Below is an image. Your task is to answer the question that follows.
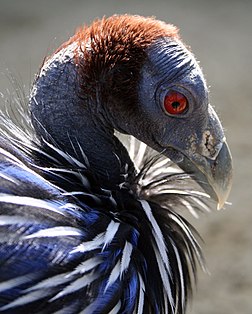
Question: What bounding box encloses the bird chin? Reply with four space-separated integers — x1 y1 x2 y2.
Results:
162 147 185 164
162 142 233 210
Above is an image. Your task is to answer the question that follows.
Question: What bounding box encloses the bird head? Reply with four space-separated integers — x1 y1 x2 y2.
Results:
30 15 232 209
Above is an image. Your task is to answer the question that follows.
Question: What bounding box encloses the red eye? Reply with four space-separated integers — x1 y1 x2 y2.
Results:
164 91 188 115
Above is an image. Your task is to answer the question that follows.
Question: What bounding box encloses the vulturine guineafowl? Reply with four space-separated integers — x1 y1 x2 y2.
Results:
0 15 232 313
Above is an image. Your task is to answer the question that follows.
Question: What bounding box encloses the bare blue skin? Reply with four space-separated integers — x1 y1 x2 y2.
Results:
137 38 232 205
30 37 232 206
30 68 133 186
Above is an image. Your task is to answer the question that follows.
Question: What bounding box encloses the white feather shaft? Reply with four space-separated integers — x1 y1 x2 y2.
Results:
24 226 83 239
120 241 133 278
0 194 65 216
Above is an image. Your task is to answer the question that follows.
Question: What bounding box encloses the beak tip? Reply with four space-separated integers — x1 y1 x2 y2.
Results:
210 141 233 210
217 201 224 211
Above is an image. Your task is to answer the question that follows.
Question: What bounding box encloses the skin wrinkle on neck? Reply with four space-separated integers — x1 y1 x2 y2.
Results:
30 49 135 190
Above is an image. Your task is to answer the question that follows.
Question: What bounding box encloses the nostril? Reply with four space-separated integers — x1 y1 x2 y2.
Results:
200 130 224 160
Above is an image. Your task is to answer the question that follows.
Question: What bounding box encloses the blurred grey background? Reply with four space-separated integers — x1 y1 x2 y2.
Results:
0 0 251 313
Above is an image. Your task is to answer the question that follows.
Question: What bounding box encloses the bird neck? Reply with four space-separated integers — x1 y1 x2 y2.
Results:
30 53 135 190
67 111 135 189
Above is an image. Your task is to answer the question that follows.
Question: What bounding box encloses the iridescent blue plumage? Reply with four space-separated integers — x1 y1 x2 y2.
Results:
0 130 204 313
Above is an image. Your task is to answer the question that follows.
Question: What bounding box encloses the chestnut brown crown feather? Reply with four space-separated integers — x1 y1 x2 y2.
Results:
57 15 180 106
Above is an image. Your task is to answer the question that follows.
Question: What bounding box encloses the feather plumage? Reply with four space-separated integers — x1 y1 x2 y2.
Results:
0 103 206 313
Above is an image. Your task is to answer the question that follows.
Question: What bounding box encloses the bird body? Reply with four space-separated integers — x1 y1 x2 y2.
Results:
0 15 232 313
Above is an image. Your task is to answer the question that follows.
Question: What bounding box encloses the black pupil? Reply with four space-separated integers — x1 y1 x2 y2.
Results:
172 101 180 109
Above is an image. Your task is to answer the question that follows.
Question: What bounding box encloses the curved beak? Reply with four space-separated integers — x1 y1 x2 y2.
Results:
178 140 233 209
202 141 232 209
164 105 233 210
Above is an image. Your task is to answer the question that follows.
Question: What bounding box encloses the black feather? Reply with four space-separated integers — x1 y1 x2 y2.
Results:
0 93 208 313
